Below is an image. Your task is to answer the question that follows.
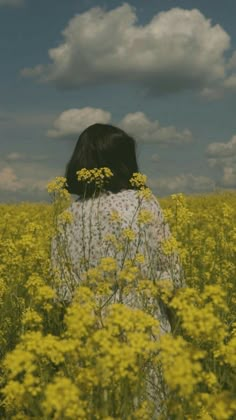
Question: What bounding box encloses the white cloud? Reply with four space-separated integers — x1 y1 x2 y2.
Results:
207 156 236 169
0 0 24 6
21 65 45 78
206 135 236 158
119 112 193 144
47 107 111 138
46 107 193 145
30 179 50 192
207 158 220 168
20 4 234 97
226 51 236 70
198 87 225 100
0 167 24 192
5 152 27 161
0 166 51 193
223 74 236 89
148 173 215 194
199 72 236 99
221 167 236 187
0 158 54 194
5 152 49 162
206 135 236 188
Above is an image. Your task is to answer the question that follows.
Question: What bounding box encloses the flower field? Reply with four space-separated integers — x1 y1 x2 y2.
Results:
0 172 236 419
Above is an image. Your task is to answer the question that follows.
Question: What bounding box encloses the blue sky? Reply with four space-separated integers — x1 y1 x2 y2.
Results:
1 0 236 203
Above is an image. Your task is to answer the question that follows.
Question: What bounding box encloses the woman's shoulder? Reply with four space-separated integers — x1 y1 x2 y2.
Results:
70 189 162 216
72 188 161 204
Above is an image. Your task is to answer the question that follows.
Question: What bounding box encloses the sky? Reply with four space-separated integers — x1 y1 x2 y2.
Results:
1 0 236 203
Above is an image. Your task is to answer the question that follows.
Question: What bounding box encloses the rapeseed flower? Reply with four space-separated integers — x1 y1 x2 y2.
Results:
137 209 154 225
1 174 236 418
121 227 136 241
76 167 114 188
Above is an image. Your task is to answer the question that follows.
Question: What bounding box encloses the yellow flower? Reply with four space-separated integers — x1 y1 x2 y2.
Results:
129 172 147 188
57 210 74 225
118 261 139 283
133 400 156 419
109 210 122 223
135 253 145 264
157 334 205 396
1 380 25 410
203 371 218 390
1 186 236 418
136 186 152 200
99 257 118 272
170 192 186 204
104 233 121 252
76 168 93 182
42 377 86 419
76 167 113 187
3 348 36 379
22 309 42 327
215 336 236 367
0 278 7 304
161 235 179 255
121 228 136 241
84 267 102 281
47 176 68 193
137 209 154 225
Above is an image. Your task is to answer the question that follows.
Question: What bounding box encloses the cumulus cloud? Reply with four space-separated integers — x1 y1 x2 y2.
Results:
221 167 236 187
21 65 45 78
148 173 216 195
223 74 236 89
0 167 24 192
0 0 25 6
206 135 236 158
46 107 193 145
20 3 236 98
47 107 111 138
0 156 54 195
226 51 236 70
119 112 193 144
5 152 27 161
30 179 50 192
199 73 236 99
206 135 236 188
208 156 236 169
0 165 51 193
5 152 50 162
198 87 225 101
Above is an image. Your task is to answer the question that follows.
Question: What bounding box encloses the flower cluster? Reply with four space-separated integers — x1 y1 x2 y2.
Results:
47 176 68 193
129 172 153 200
76 167 114 188
129 172 147 188
0 174 236 419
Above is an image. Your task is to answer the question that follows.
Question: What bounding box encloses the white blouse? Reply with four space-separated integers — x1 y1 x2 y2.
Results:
51 189 185 334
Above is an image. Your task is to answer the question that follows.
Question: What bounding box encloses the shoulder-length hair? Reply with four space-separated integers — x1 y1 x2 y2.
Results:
64 123 147 199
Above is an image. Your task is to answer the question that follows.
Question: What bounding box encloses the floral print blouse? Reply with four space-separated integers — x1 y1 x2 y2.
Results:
51 188 185 334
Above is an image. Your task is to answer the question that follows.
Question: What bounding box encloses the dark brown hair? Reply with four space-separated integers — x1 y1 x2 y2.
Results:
64 123 146 199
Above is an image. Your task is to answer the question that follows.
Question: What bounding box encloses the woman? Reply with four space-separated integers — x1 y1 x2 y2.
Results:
50 122 185 416
51 123 184 329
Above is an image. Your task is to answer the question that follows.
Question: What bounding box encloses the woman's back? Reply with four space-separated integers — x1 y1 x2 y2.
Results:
51 189 184 326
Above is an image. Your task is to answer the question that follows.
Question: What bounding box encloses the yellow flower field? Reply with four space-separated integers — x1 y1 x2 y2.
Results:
0 170 235 419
